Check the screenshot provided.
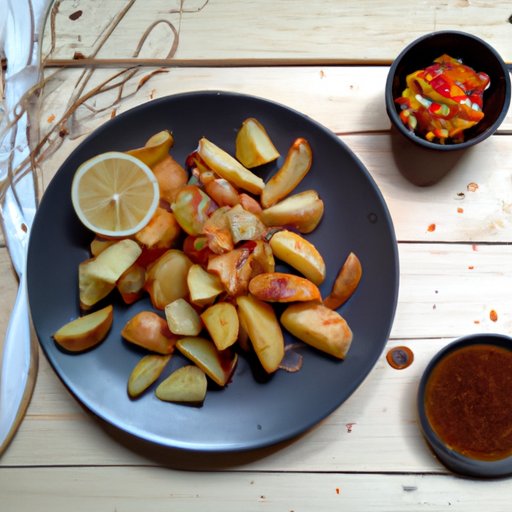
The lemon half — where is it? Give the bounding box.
[71,152,160,238]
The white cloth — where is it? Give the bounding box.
[1,0,52,223]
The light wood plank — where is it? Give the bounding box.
[351,133,512,242]
[43,0,512,63]
[1,466,512,512]
[37,66,512,145]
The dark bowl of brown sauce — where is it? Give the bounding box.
[418,334,512,478]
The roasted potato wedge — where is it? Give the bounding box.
[144,249,192,310]
[236,294,284,373]
[78,258,116,310]
[197,137,264,195]
[235,117,280,168]
[177,336,238,387]
[261,138,312,208]
[126,130,174,168]
[90,237,115,257]
[117,263,146,304]
[269,229,325,285]
[201,302,239,350]
[134,207,181,250]
[187,264,224,306]
[204,178,240,207]
[85,239,142,284]
[261,189,324,234]
[155,365,207,404]
[152,154,188,205]
[323,252,363,310]
[248,272,321,303]
[207,247,254,297]
[128,354,172,398]
[53,305,113,352]
[121,311,177,354]
[281,303,353,359]
[165,298,202,336]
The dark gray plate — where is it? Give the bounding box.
[27,91,399,452]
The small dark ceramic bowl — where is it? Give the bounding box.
[417,334,512,478]
[386,31,511,150]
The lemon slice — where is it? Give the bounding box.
[71,151,160,238]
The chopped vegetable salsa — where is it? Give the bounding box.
[396,54,490,144]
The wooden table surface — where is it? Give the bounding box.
[2,1,512,510]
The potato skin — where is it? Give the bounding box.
[201,302,239,350]
[269,230,325,285]
[128,354,171,398]
[121,311,177,354]
[236,294,284,373]
[155,365,207,404]
[53,305,113,352]
[323,252,362,310]
[281,303,353,359]
[261,189,324,234]
[261,138,312,208]
[248,272,321,302]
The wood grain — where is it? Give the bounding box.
[1,466,512,511]
[43,0,512,63]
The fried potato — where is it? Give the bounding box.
[248,272,321,303]
[197,137,265,195]
[269,229,325,285]
[281,302,353,359]
[236,294,284,373]
[261,138,312,208]
[201,302,239,350]
[235,117,280,168]
[323,252,362,310]
[53,305,113,352]
[261,189,324,234]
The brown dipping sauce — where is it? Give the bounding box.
[424,344,512,461]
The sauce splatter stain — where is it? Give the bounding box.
[457,207,464,214]
[387,346,414,369]
[427,223,436,232]
[490,310,498,322]
[467,182,479,192]
[47,114,55,123]
[69,10,83,21]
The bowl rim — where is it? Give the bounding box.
[417,333,512,478]
[385,30,512,151]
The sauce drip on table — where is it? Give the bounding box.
[424,344,512,461]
